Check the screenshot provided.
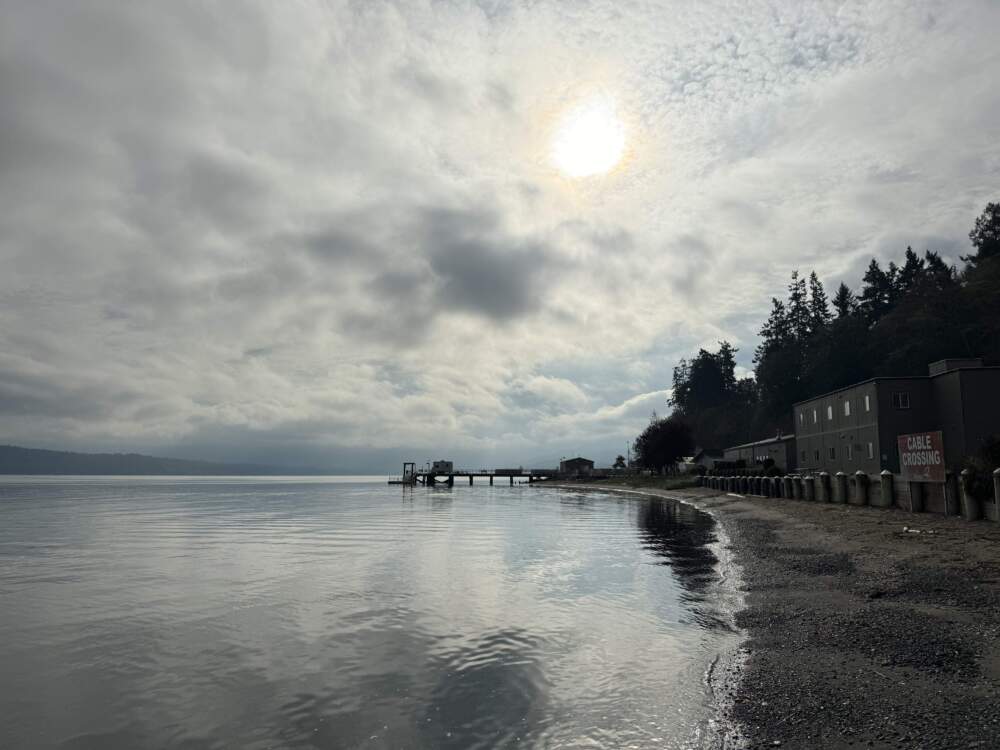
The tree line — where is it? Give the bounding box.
[633,202,1000,471]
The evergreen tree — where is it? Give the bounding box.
[670,342,756,450]
[806,310,874,394]
[965,202,1000,266]
[670,350,723,414]
[633,415,694,474]
[859,259,894,322]
[886,261,901,302]
[923,250,956,289]
[832,282,856,318]
[754,295,803,433]
[786,271,811,341]
[807,272,831,333]
[963,247,1000,356]
[897,246,925,291]
[716,341,738,392]
[670,342,741,415]
[662,201,998,458]
[755,298,791,360]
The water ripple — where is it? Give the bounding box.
[0,478,740,749]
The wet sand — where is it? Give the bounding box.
[563,483,1000,750]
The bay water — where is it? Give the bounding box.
[0,477,741,749]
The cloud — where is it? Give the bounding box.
[1,0,999,469]
[503,375,590,414]
[424,209,558,321]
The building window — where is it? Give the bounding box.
[799,411,804,425]
[829,446,836,460]
[812,409,818,424]
[847,444,853,460]
[814,449,820,461]
[864,394,871,412]
[844,400,851,417]
[867,442,874,459]
[891,392,910,409]
[801,450,807,461]
[826,405,833,420]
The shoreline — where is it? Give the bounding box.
[547,482,750,749]
[546,482,1000,749]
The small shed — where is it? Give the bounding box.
[559,457,594,477]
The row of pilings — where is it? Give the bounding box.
[696,469,1000,522]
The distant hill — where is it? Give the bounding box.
[0,445,326,475]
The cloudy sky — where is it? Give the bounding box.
[2,1,998,472]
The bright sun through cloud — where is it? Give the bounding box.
[551,96,626,178]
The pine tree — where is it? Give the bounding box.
[897,246,925,291]
[923,250,955,288]
[965,202,1000,266]
[716,341,738,392]
[832,282,856,318]
[669,342,756,451]
[755,298,791,362]
[786,271,811,341]
[859,259,894,322]
[886,261,901,302]
[807,272,831,333]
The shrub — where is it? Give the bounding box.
[962,459,993,501]
[963,435,1000,501]
[981,435,1000,467]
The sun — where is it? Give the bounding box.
[551,96,626,178]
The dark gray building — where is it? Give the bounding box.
[793,358,1000,475]
[723,435,796,471]
[559,457,594,477]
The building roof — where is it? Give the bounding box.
[928,357,983,375]
[724,434,795,451]
[791,366,1000,407]
[693,448,724,458]
[561,456,593,464]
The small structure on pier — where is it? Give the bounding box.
[388,462,418,485]
[559,457,594,477]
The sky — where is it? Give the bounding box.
[2,1,999,472]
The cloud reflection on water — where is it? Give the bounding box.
[0,480,739,749]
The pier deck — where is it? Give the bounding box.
[389,469,560,486]
[388,461,612,486]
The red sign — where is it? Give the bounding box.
[897,431,945,482]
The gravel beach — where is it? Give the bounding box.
[571,483,1000,750]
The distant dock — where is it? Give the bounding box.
[389,468,560,486]
[389,459,612,486]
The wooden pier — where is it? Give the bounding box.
[389,463,559,486]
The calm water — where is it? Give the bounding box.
[0,477,741,749]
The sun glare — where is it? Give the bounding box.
[551,96,626,178]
